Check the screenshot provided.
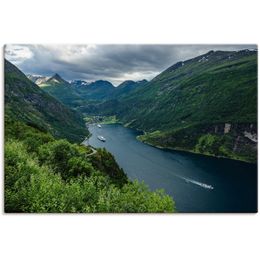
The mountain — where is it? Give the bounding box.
[5,59,88,142]
[46,73,68,85]
[72,80,115,100]
[27,74,50,85]
[93,50,258,162]
[39,73,81,106]
[71,79,148,101]
[20,50,257,162]
[112,79,148,98]
[38,76,147,109]
[117,79,148,89]
[40,78,115,106]
[71,79,90,88]
[70,79,148,115]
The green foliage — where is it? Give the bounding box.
[89,148,128,187]
[140,124,257,163]
[67,157,94,178]
[195,134,222,154]
[39,75,81,107]
[38,139,95,180]
[5,119,175,213]
[5,116,55,153]
[115,51,257,130]
[95,180,174,213]
[5,59,88,143]
[5,139,175,213]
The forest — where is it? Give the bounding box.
[5,117,175,213]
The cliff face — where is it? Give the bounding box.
[138,122,257,163]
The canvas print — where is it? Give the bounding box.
[4,44,257,213]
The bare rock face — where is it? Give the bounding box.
[224,123,231,134]
[244,131,257,143]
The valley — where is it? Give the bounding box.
[5,46,257,213]
[5,59,175,213]
[30,49,257,163]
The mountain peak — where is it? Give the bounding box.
[71,80,90,88]
[52,73,63,80]
[47,73,68,84]
[117,79,148,89]
[89,80,114,88]
[27,74,50,85]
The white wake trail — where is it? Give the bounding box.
[182,177,214,190]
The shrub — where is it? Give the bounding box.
[5,140,175,213]
[90,148,128,187]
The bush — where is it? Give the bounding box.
[5,119,175,213]
[96,181,175,213]
[67,157,94,178]
[38,140,81,177]
[90,148,128,187]
[5,140,175,213]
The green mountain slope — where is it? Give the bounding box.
[38,77,148,114]
[71,79,148,115]
[38,78,116,108]
[72,80,115,100]
[112,79,148,98]
[38,73,81,107]
[96,50,258,162]
[5,59,88,143]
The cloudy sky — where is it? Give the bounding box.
[5,44,257,86]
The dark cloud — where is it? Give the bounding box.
[5,44,257,85]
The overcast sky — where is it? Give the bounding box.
[5,44,257,86]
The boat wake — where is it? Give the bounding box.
[182,177,214,190]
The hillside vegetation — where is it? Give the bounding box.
[22,49,258,163]
[5,60,175,213]
[5,118,175,213]
[5,60,88,143]
[39,73,81,107]
[36,76,148,111]
[87,50,258,162]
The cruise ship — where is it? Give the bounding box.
[97,135,106,142]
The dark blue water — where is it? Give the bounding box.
[86,124,257,213]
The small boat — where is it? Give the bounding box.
[97,135,106,142]
[97,124,101,128]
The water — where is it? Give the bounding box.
[86,124,257,213]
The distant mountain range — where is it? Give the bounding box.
[27,73,148,106]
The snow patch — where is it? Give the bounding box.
[198,56,208,63]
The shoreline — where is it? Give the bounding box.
[136,135,256,165]
[85,118,256,165]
